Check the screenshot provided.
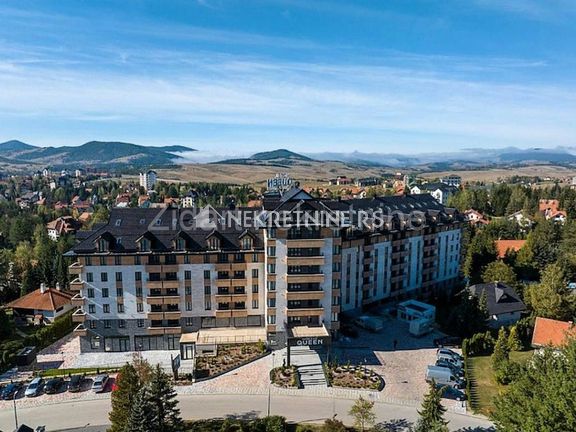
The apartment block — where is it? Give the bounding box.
[66,188,463,355]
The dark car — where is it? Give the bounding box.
[68,374,85,392]
[438,385,467,401]
[1,382,22,400]
[434,336,462,348]
[44,377,64,394]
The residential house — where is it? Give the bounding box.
[467,282,527,327]
[410,183,458,205]
[440,175,462,188]
[507,210,533,229]
[181,190,199,208]
[46,216,82,241]
[539,199,567,222]
[355,177,380,187]
[494,239,526,259]
[532,317,576,349]
[464,209,489,227]
[115,194,131,208]
[7,283,74,325]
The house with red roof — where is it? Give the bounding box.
[6,283,74,325]
[532,317,576,349]
[494,239,526,259]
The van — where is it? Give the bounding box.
[425,365,464,388]
[437,348,463,361]
[436,351,463,369]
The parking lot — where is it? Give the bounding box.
[335,316,463,408]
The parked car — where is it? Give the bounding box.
[353,316,384,332]
[437,348,463,361]
[68,374,85,392]
[92,374,109,393]
[25,377,44,397]
[436,359,465,378]
[436,352,464,369]
[1,382,22,400]
[438,384,467,401]
[425,365,465,389]
[434,336,462,348]
[44,377,64,394]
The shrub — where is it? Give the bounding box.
[464,331,496,357]
[494,360,522,385]
[322,418,347,432]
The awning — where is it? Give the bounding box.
[180,327,267,346]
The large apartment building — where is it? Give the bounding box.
[66,189,463,355]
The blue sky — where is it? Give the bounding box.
[1,0,575,156]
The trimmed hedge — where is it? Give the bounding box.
[23,309,75,350]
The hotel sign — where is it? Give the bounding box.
[267,173,293,193]
[288,336,330,347]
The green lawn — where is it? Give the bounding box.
[467,350,534,415]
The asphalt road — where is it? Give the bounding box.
[0,394,494,432]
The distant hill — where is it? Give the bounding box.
[217,149,315,166]
[0,140,196,168]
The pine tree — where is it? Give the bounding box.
[507,326,523,352]
[109,363,142,432]
[492,327,510,371]
[414,381,449,432]
[125,387,154,432]
[148,365,184,432]
[348,396,376,432]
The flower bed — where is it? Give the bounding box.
[325,364,384,391]
[194,342,266,379]
[270,366,299,388]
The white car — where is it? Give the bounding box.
[24,377,44,397]
[91,374,109,393]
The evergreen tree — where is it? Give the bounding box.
[527,263,574,321]
[148,365,184,432]
[125,387,154,432]
[463,232,498,284]
[348,396,376,432]
[508,326,523,352]
[482,261,518,288]
[414,381,449,432]
[492,327,510,371]
[109,363,142,432]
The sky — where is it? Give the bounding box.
[0,0,576,157]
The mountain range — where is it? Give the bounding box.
[0,140,195,168]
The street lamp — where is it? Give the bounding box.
[267,352,275,417]
[13,391,19,429]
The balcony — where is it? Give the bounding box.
[162,264,179,273]
[285,273,324,284]
[68,262,83,275]
[286,307,324,317]
[71,293,85,307]
[162,280,180,289]
[286,290,324,301]
[72,309,87,323]
[215,309,248,318]
[164,310,182,320]
[73,324,87,337]
[69,278,84,291]
[146,280,164,289]
[286,239,325,248]
[286,256,325,266]
[145,264,163,273]
[147,312,164,321]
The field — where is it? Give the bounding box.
[467,350,534,415]
[421,165,576,184]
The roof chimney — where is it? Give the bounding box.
[40,283,46,294]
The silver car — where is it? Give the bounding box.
[91,374,109,393]
[25,377,44,397]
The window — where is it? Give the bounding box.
[86,257,92,266]
[90,336,100,349]
[89,321,97,329]
[88,304,96,314]
[135,271,142,281]
[139,238,150,252]
[118,319,126,328]
[252,269,259,278]
[186,302,192,311]
[252,299,259,309]
[205,299,211,310]
[267,281,276,291]
[99,256,106,266]
[134,255,141,265]
[86,272,93,283]
[203,254,210,263]
[102,288,109,298]
[208,237,220,250]
[185,270,192,280]
[267,314,276,324]
[137,303,144,313]
[267,246,276,257]
[204,286,211,295]
[241,237,252,250]
[114,256,121,265]
[136,286,143,297]
[267,298,276,308]
[203,270,210,280]
[87,288,95,298]
[184,255,190,264]
[252,284,259,293]
[117,303,124,313]
[267,228,276,238]
[103,304,110,313]
[115,272,122,282]
[185,286,192,295]
[116,287,123,297]
[104,319,111,328]
[137,319,144,328]
[100,272,108,282]
[185,317,194,326]
[267,264,276,274]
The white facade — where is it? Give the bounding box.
[139,170,157,191]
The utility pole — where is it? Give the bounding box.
[267,352,275,417]
[13,392,19,429]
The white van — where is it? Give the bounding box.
[425,365,464,388]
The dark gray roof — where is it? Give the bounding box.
[418,183,458,193]
[468,282,527,316]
